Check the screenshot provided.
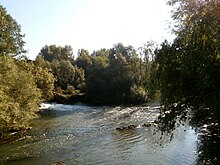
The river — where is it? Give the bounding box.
[0,103,198,165]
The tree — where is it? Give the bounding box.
[158,0,220,125]
[107,43,148,104]
[37,45,85,91]
[39,45,74,62]
[0,56,42,133]
[85,55,110,104]
[0,6,44,137]
[33,66,55,101]
[0,5,25,56]
[91,48,109,57]
[51,60,85,90]
[15,59,55,101]
[75,44,148,104]
[75,49,93,75]
[108,51,132,102]
[141,42,159,99]
[34,56,50,69]
[153,0,220,163]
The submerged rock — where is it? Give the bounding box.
[55,160,66,165]
[128,124,136,129]
[116,124,137,130]
[142,122,152,127]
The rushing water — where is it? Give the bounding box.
[0,103,198,165]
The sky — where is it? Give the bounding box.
[0,0,174,59]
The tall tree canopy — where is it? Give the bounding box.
[0,6,55,139]
[157,0,220,124]
[154,0,220,163]
[0,4,25,56]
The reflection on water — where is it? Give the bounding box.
[0,103,198,165]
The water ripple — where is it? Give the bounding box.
[0,103,198,165]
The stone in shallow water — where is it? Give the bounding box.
[116,124,137,130]
[55,160,66,165]
[142,123,152,127]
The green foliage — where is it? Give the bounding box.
[129,86,148,103]
[36,43,152,105]
[156,0,220,124]
[75,49,93,75]
[37,45,85,91]
[153,1,220,163]
[39,45,74,62]
[50,60,85,90]
[145,62,159,99]
[107,49,133,103]
[34,56,50,69]
[16,59,55,101]
[0,6,50,136]
[84,55,110,104]
[0,5,25,56]
[75,43,149,104]
[0,56,42,132]
[33,66,55,101]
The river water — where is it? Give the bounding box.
[0,103,198,165]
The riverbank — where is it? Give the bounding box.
[0,128,30,145]
[50,93,86,104]
[50,91,150,106]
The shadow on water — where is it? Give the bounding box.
[158,103,220,165]
[196,126,220,164]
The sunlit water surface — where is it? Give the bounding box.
[0,103,198,165]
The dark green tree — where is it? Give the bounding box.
[153,0,220,163]
[108,51,132,103]
[91,48,109,57]
[75,44,148,104]
[156,0,220,126]
[75,49,93,75]
[107,43,147,104]
[85,55,110,104]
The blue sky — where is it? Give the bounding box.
[0,0,174,59]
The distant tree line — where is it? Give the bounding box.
[36,43,155,105]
